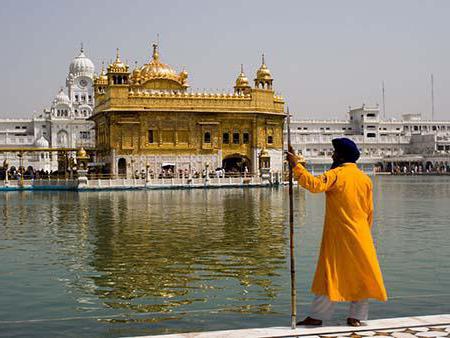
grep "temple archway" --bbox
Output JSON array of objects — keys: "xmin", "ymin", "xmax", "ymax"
[
  {"xmin": 118, "ymin": 158, "xmax": 127, "ymax": 177},
  {"xmin": 222, "ymin": 154, "xmax": 251, "ymax": 173}
]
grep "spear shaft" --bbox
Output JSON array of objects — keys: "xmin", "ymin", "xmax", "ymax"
[{"xmin": 287, "ymin": 107, "xmax": 297, "ymax": 329}]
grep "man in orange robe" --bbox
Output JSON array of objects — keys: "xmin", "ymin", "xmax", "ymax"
[{"xmin": 286, "ymin": 138, "xmax": 387, "ymax": 327}]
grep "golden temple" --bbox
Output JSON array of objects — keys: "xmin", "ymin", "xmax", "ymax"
[{"xmin": 92, "ymin": 43, "xmax": 285, "ymax": 177}]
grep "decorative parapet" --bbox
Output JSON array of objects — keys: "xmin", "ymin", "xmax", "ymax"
[
  {"xmin": 94, "ymin": 88, "xmax": 285, "ymax": 114},
  {"xmin": 128, "ymin": 89, "xmax": 253, "ymax": 99}
]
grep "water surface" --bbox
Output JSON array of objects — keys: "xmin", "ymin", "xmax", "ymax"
[{"xmin": 0, "ymin": 176, "xmax": 449, "ymax": 337}]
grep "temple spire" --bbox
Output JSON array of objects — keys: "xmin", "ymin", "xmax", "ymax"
[
  {"xmin": 116, "ymin": 48, "xmax": 121, "ymax": 62},
  {"xmin": 80, "ymin": 42, "xmax": 84, "ymax": 53}
]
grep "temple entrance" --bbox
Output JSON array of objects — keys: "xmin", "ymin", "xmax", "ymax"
[
  {"xmin": 222, "ymin": 154, "xmax": 251, "ymax": 173},
  {"xmin": 118, "ymin": 158, "xmax": 127, "ymax": 177}
]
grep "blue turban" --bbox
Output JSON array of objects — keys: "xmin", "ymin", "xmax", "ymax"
[{"xmin": 332, "ymin": 138, "xmax": 360, "ymax": 163}]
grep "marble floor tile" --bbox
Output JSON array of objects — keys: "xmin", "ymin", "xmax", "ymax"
[
  {"xmin": 358, "ymin": 331, "xmax": 377, "ymax": 336},
  {"xmin": 411, "ymin": 328, "xmax": 431, "ymax": 332},
  {"xmin": 415, "ymin": 332, "xmax": 448, "ymax": 337},
  {"xmin": 428, "ymin": 328, "xmax": 447, "ymax": 332},
  {"xmin": 391, "ymin": 333, "xmax": 419, "ymax": 338}
]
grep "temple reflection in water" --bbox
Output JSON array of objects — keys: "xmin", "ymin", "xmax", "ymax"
[{"xmin": 81, "ymin": 189, "xmax": 287, "ymax": 314}]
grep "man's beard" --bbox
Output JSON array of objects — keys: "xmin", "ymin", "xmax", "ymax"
[{"xmin": 330, "ymin": 159, "xmax": 344, "ymax": 170}]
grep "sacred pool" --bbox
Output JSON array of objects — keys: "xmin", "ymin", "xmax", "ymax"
[{"xmin": 0, "ymin": 176, "xmax": 449, "ymax": 337}]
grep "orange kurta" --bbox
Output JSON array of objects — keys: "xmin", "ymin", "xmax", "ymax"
[{"xmin": 293, "ymin": 162, "xmax": 387, "ymax": 302}]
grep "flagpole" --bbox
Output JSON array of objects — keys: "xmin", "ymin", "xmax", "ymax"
[{"xmin": 287, "ymin": 107, "xmax": 297, "ymax": 329}]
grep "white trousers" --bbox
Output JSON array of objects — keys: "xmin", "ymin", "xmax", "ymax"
[{"xmin": 310, "ymin": 295, "xmax": 369, "ymax": 321}]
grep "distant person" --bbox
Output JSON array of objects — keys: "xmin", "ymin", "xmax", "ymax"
[{"xmin": 286, "ymin": 138, "xmax": 387, "ymax": 327}]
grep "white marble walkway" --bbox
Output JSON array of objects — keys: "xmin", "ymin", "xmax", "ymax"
[{"xmin": 127, "ymin": 314, "xmax": 450, "ymax": 338}]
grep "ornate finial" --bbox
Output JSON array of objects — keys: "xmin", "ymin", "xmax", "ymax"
[
  {"xmin": 262, "ymin": 53, "xmax": 265, "ymax": 65},
  {"xmin": 134, "ymin": 60, "xmax": 138, "ymax": 69},
  {"xmin": 152, "ymin": 43, "xmax": 159, "ymax": 61},
  {"xmin": 80, "ymin": 42, "xmax": 84, "ymax": 53},
  {"xmin": 101, "ymin": 61, "xmax": 105, "ymax": 74},
  {"xmin": 240, "ymin": 64, "xmax": 244, "ymax": 74},
  {"xmin": 116, "ymin": 48, "xmax": 121, "ymax": 62}
]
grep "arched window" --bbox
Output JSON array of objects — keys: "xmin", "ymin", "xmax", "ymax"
[
  {"xmin": 243, "ymin": 132, "xmax": 250, "ymax": 144},
  {"xmin": 204, "ymin": 132, "xmax": 211, "ymax": 143},
  {"xmin": 148, "ymin": 129, "xmax": 154, "ymax": 143},
  {"xmin": 222, "ymin": 132, "xmax": 230, "ymax": 144},
  {"xmin": 57, "ymin": 130, "xmax": 69, "ymax": 147},
  {"xmin": 233, "ymin": 132, "xmax": 240, "ymax": 144}
]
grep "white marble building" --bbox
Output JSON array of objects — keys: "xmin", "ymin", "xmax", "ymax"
[
  {"xmin": 288, "ymin": 105, "xmax": 450, "ymax": 173},
  {"xmin": 0, "ymin": 46, "xmax": 96, "ymax": 172}
]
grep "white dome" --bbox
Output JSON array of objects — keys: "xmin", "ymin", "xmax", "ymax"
[
  {"xmin": 54, "ymin": 88, "xmax": 71, "ymax": 106},
  {"xmin": 35, "ymin": 136, "xmax": 49, "ymax": 148},
  {"xmin": 69, "ymin": 47, "xmax": 95, "ymax": 77}
]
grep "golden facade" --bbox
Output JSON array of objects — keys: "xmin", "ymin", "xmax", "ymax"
[{"xmin": 92, "ymin": 44, "xmax": 285, "ymax": 177}]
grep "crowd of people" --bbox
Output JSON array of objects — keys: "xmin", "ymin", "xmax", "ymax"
[
  {"xmin": 0, "ymin": 167, "xmax": 61, "ymax": 180},
  {"xmin": 132, "ymin": 166, "xmax": 250, "ymax": 180},
  {"xmin": 380, "ymin": 163, "xmax": 450, "ymax": 174}
]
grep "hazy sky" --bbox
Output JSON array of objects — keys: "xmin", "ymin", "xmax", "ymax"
[{"xmin": 1, "ymin": 0, "xmax": 449, "ymax": 120}]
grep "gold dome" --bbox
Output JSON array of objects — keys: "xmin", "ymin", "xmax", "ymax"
[
  {"xmin": 94, "ymin": 62, "xmax": 108, "ymax": 85},
  {"xmin": 133, "ymin": 43, "xmax": 188, "ymax": 88},
  {"xmin": 107, "ymin": 48, "xmax": 129, "ymax": 73},
  {"xmin": 256, "ymin": 54, "xmax": 272, "ymax": 80},
  {"xmin": 77, "ymin": 147, "xmax": 89, "ymax": 159},
  {"xmin": 100, "ymin": 63, "xmax": 108, "ymax": 79},
  {"xmin": 235, "ymin": 64, "xmax": 250, "ymax": 87},
  {"xmin": 131, "ymin": 61, "xmax": 141, "ymax": 79}
]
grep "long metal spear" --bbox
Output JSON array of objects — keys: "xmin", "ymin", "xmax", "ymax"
[{"xmin": 287, "ymin": 107, "xmax": 297, "ymax": 329}]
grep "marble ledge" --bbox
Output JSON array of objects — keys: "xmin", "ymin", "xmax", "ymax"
[{"xmin": 126, "ymin": 314, "xmax": 450, "ymax": 338}]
